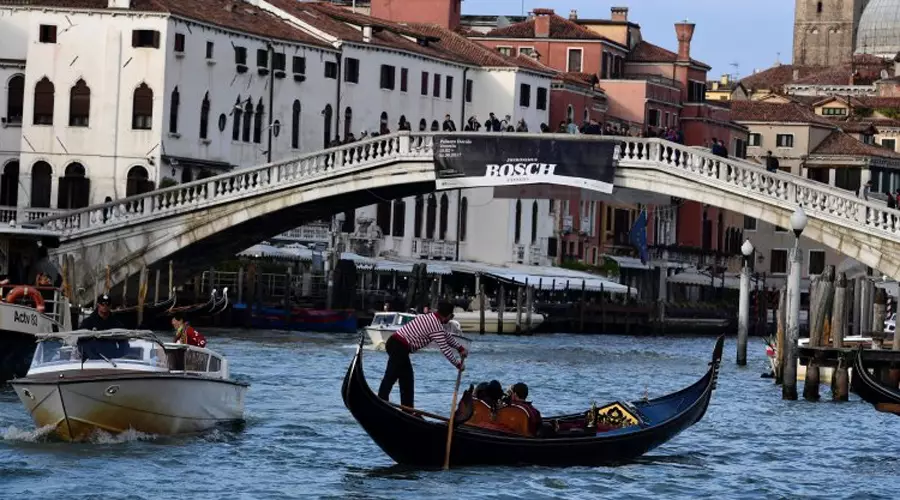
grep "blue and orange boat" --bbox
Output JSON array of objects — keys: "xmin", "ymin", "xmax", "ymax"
[{"xmin": 232, "ymin": 304, "xmax": 357, "ymax": 333}]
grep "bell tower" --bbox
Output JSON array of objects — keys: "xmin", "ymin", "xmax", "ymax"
[
  {"xmin": 793, "ymin": 0, "xmax": 869, "ymax": 66},
  {"xmin": 370, "ymin": 0, "xmax": 463, "ymax": 30}
]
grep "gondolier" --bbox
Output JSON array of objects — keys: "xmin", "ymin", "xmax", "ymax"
[{"xmin": 378, "ymin": 301, "xmax": 467, "ymax": 407}]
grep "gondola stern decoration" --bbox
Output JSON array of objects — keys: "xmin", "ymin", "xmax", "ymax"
[{"xmin": 710, "ymin": 335, "xmax": 725, "ymax": 391}]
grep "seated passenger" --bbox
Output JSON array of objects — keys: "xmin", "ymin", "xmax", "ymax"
[
  {"xmin": 474, "ymin": 380, "xmax": 505, "ymax": 408},
  {"xmin": 509, "ymin": 382, "xmax": 542, "ymax": 435},
  {"xmin": 171, "ymin": 314, "xmax": 207, "ymax": 348}
]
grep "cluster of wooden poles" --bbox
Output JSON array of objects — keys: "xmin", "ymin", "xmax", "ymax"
[
  {"xmin": 772, "ymin": 265, "xmax": 895, "ymax": 401},
  {"xmin": 472, "ymin": 274, "xmax": 538, "ymax": 335}
]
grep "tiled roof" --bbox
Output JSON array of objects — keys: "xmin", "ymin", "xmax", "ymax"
[
  {"xmin": 830, "ymin": 120, "xmax": 877, "ymax": 134},
  {"xmin": 627, "ymin": 41, "xmax": 710, "ymax": 69},
  {"xmin": 811, "ymin": 131, "xmax": 900, "ymax": 159},
  {"xmin": 730, "ymin": 100, "xmax": 833, "ymax": 125},
  {"xmin": 739, "ymin": 64, "xmax": 823, "ymax": 91},
  {"xmin": 482, "ymin": 11, "xmax": 611, "ymax": 41}
]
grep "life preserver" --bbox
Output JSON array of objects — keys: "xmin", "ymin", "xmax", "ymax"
[{"xmin": 6, "ymin": 286, "xmax": 46, "ymax": 313}]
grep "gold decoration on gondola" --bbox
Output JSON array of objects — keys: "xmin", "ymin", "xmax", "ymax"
[{"xmin": 594, "ymin": 402, "xmax": 640, "ymax": 428}]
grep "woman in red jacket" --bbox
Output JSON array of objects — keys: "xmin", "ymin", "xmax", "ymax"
[{"xmin": 171, "ymin": 314, "xmax": 207, "ymax": 348}]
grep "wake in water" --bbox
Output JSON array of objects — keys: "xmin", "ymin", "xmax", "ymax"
[{"xmin": 1, "ymin": 424, "xmax": 57, "ymax": 442}]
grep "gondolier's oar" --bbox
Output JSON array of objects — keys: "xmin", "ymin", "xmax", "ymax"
[{"xmin": 443, "ymin": 365, "xmax": 464, "ymax": 470}]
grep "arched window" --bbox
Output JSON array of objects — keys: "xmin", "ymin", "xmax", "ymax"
[
  {"xmin": 199, "ymin": 92, "xmax": 210, "ymax": 139},
  {"xmin": 380, "ymin": 111, "xmax": 388, "ymax": 132},
  {"xmin": 341, "ymin": 209, "xmax": 354, "ymax": 233},
  {"xmin": 439, "ymin": 193, "xmax": 449, "ymax": 240},
  {"xmin": 323, "ymin": 104, "xmax": 333, "ymax": 147},
  {"xmin": 392, "ymin": 199, "xmax": 406, "ymax": 237},
  {"xmin": 126, "ymin": 165, "xmax": 153, "ymax": 197},
  {"xmin": 132, "ymin": 83, "xmax": 153, "ymax": 130},
  {"xmin": 33, "ymin": 77, "xmax": 55, "ymax": 125},
  {"xmin": 291, "ymin": 100, "xmax": 301, "ymax": 149},
  {"xmin": 241, "ymin": 98, "xmax": 253, "ymax": 142},
  {"xmin": 232, "ymin": 97, "xmax": 242, "ymax": 141},
  {"xmin": 514, "ymin": 199, "xmax": 522, "ymax": 243},
  {"xmin": 376, "ymin": 201, "xmax": 391, "ymax": 235},
  {"xmin": 181, "ymin": 168, "xmax": 193, "ymax": 183},
  {"xmin": 343, "ymin": 107, "xmax": 352, "ymax": 139},
  {"xmin": 0, "ymin": 161, "xmax": 19, "ymax": 207},
  {"xmin": 414, "ymin": 195, "xmax": 424, "ymax": 238},
  {"xmin": 583, "ymin": 107, "xmax": 589, "ymax": 124},
  {"xmin": 68, "ymin": 79, "xmax": 90, "ymax": 127},
  {"xmin": 430, "ymin": 120, "xmax": 439, "ymax": 131},
  {"xmin": 253, "ymin": 98, "xmax": 264, "ymax": 144},
  {"xmin": 57, "ymin": 162, "xmax": 90, "ymax": 209},
  {"xmin": 459, "ymin": 197, "xmax": 468, "ymax": 242},
  {"xmin": 6, "ymin": 74, "xmax": 24, "ymax": 125},
  {"xmin": 30, "ymin": 161, "xmax": 52, "ymax": 208},
  {"xmin": 566, "ymin": 105, "xmax": 574, "ymax": 122},
  {"xmin": 418, "ymin": 118, "xmax": 427, "ymax": 131},
  {"xmin": 531, "ymin": 200, "xmax": 538, "ymax": 243},
  {"xmin": 169, "ymin": 86, "xmax": 180, "ymax": 134},
  {"xmin": 817, "ymin": 1, "xmax": 823, "ymax": 14},
  {"xmin": 426, "ymin": 194, "xmax": 437, "ymax": 239}
]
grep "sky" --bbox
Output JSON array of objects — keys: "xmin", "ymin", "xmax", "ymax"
[{"xmin": 463, "ymin": 0, "xmax": 796, "ymax": 80}]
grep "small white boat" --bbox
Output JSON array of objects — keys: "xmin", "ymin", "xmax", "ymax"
[
  {"xmin": 767, "ymin": 336, "xmax": 873, "ymax": 385},
  {"xmin": 365, "ymin": 311, "xmax": 471, "ymax": 351},
  {"xmin": 452, "ymin": 309, "xmax": 545, "ymax": 334},
  {"xmin": 11, "ymin": 329, "xmax": 248, "ymax": 442}
]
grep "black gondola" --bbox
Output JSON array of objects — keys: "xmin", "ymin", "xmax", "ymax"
[
  {"xmin": 165, "ymin": 290, "xmax": 218, "ymax": 316},
  {"xmin": 341, "ymin": 335, "xmax": 724, "ymax": 467},
  {"xmin": 851, "ymin": 348, "xmax": 900, "ymax": 409},
  {"xmin": 109, "ymin": 295, "xmax": 177, "ymax": 328}
]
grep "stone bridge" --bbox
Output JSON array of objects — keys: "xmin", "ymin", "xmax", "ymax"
[{"xmin": 31, "ymin": 131, "xmax": 900, "ymax": 304}]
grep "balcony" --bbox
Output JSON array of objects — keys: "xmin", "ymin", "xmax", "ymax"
[
  {"xmin": 513, "ymin": 244, "xmax": 525, "ymax": 263},
  {"xmin": 413, "ymin": 239, "xmax": 457, "ymax": 260},
  {"xmin": 529, "ymin": 244, "xmax": 542, "ymax": 265},
  {"xmin": 619, "ymin": 73, "xmax": 684, "ymax": 91},
  {"xmin": 0, "ymin": 207, "xmax": 65, "ymax": 224},
  {"xmin": 276, "ymin": 224, "xmax": 330, "ymax": 243}
]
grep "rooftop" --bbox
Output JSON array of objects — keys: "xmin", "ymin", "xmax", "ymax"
[
  {"xmin": 811, "ymin": 130, "xmax": 900, "ymax": 159},
  {"xmin": 480, "ymin": 9, "xmax": 615, "ymax": 43},
  {"xmin": 627, "ymin": 41, "xmax": 710, "ymax": 69},
  {"xmin": 729, "ymin": 100, "xmax": 834, "ymax": 125}
]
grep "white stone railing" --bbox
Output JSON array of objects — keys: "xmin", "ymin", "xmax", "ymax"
[
  {"xmin": 0, "ymin": 207, "xmax": 64, "ymax": 224},
  {"xmin": 616, "ymin": 138, "xmax": 900, "ymax": 239},
  {"xmin": 29, "ymin": 131, "xmax": 900, "ymax": 248},
  {"xmin": 33, "ymin": 133, "xmax": 435, "ymax": 237}
]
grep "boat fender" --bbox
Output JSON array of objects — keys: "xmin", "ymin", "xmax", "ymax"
[{"xmin": 6, "ymin": 286, "xmax": 46, "ymax": 313}]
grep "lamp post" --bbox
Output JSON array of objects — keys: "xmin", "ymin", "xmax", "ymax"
[
  {"xmin": 737, "ymin": 238, "xmax": 754, "ymax": 366},
  {"xmin": 783, "ymin": 205, "xmax": 808, "ymax": 400}
]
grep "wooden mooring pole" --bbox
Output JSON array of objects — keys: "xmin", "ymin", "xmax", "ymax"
[
  {"xmin": 168, "ymin": 260, "xmax": 174, "ymax": 299},
  {"xmin": 154, "ymin": 268, "xmax": 161, "ymax": 304},
  {"xmin": 831, "ymin": 272, "xmax": 850, "ymax": 401},
  {"xmin": 579, "ymin": 280, "xmax": 586, "ymax": 333},
  {"xmin": 525, "ymin": 285, "xmax": 534, "ymax": 334},
  {"xmin": 497, "ymin": 285, "xmax": 505, "ymax": 335},
  {"xmin": 478, "ymin": 281, "xmax": 486, "ymax": 335},
  {"xmin": 775, "ymin": 286, "xmax": 787, "ymax": 384},
  {"xmin": 515, "ymin": 286, "xmax": 524, "ymax": 335},
  {"xmin": 804, "ymin": 266, "xmax": 834, "ymax": 401}
]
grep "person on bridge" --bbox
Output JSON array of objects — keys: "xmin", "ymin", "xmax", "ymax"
[
  {"xmin": 79, "ymin": 294, "xmax": 125, "ymax": 331},
  {"xmin": 765, "ymin": 151, "xmax": 780, "ymax": 173},
  {"xmin": 377, "ymin": 301, "xmax": 468, "ymax": 408}
]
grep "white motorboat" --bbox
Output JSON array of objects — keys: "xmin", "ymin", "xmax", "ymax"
[
  {"xmin": 365, "ymin": 311, "xmax": 471, "ymax": 351},
  {"xmin": 452, "ymin": 309, "xmax": 545, "ymax": 334},
  {"xmin": 10, "ymin": 329, "xmax": 248, "ymax": 442},
  {"xmin": 766, "ymin": 335, "xmax": 874, "ymax": 385}
]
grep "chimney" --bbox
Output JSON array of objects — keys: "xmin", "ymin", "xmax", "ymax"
[
  {"xmin": 674, "ymin": 21, "xmax": 695, "ymax": 62},
  {"xmin": 894, "ymin": 53, "xmax": 900, "ymax": 77},
  {"xmin": 533, "ymin": 8, "xmax": 553, "ymax": 38},
  {"xmin": 611, "ymin": 7, "xmax": 628, "ymax": 22},
  {"xmin": 720, "ymin": 74, "xmax": 729, "ymax": 85},
  {"xmin": 569, "ymin": 9, "xmax": 577, "ymax": 20},
  {"xmin": 108, "ymin": 0, "xmax": 130, "ymax": 8},
  {"xmin": 792, "ymin": 68, "xmax": 800, "ymax": 81},
  {"xmin": 362, "ymin": 25, "xmax": 373, "ymax": 43}
]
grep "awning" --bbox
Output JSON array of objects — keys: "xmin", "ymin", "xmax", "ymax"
[
  {"xmin": 603, "ymin": 254, "xmax": 650, "ymax": 270},
  {"xmin": 668, "ymin": 271, "xmax": 812, "ymax": 293},
  {"xmin": 445, "ymin": 261, "xmax": 634, "ymax": 295},
  {"xmin": 161, "ymin": 155, "xmax": 233, "ymax": 171},
  {"xmin": 237, "ymin": 245, "xmax": 452, "ymax": 274}
]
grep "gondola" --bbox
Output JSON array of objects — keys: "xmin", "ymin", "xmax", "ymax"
[
  {"xmin": 210, "ymin": 288, "xmax": 230, "ymax": 314},
  {"xmin": 341, "ymin": 335, "xmax": 724, "ymax": 467},
  {"xmin": 108, "ymin": 294, "xmax": 177, "ymax": 328},
  {"xmin": 165, "ymin": 289, "xmax": 218, "ymax": 316},
  {"xmin": 851, "ymin": 348, "xmax": 900, "ymax": 412}
]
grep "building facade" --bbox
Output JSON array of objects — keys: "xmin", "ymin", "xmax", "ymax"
[{"xmin": 793, "ymin": 0, "xmax": 868, "ymax": 67}]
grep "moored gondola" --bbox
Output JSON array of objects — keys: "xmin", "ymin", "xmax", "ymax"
[
  {"xmin": 341, "ymin": 335, "xmax": 724, "ymax": 467},
  {"xmin": 109, "ymin": 294, "xmax": 177, "ymax": 328},
  {"xmin": 851, "ymin": 348, "xmax": 900, "ymax": 412}
]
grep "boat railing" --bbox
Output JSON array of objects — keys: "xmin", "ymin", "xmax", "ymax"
[
  {"xmin": 0, "ymin": 284, "xmax": 73, "ymax": 330},
  {"xmin": 164, "ymin": 343, "xmax": 227, "ymax": 378}
]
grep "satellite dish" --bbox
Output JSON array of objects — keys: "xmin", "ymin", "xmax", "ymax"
[{"xmin": 881, "ymin": 69, "xmax": 890, "ymax": 80}]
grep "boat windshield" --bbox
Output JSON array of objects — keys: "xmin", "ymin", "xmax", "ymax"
[
  {"xmin": 371, "ymin": 313, "xmax": 397, "ymax": 327},
  {"xmin": 397, "ymin": 314, "xmax": 416, "ymax": 326},
  {"xmin": 30, "ymin": 337, "xmax": 168, "ymax": 370}
]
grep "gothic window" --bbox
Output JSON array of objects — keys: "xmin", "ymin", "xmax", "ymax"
[
  {"xmin": 0, "ymin": 161, "xmax": 19, "ymax": 207},
  {"xmin": 817, "ymin": 2, "xmax": 823, "ymax": 14},
  {"xmin": 6, "ymin": 74, "xmax": 24, "ymax": 125},
  {"xmin": 418, "ymin": 118, "xmax": 427, "ymax": 131},
  {"xmin": 57, "ymin": 162, "xmax": 90, "ymax": 209},
  {"xmin": 430, "ymin": 120, "xmax": 439, "ymax": 131},
  {"xmin": 459, "ymin": 197, "xmax": 468, "ymax": 242},
  {"xmin": 414, "ymin": 195, "xmax": 424, "ymax": 238},
  {"xmin": 253, "ymin": 98, "xmax": 264, "ymax": 144},
  {"xmin": 291, "ymin": 100, "xmax": 301, "ymax": 148},
  {"xmin": 426, "ymin": 194, "xmax": 437, "ymax": 239},
  {"xmin": 33, "ymin": 77, "xmax": 54, "ymax": 125},
  {"xmin": 439, "ymin": 193, "xmax": 449, "ymax": 240},
  {"xmin": 126, "ymin": 165, "xmax": 153, "ymax": 197},
  {"xmin": 232, "ymin": 97, "xmax": 242, "ymax": 141},
  {"xmin": 514, "ymin": 199, "xmax": 522, "ymax": 243},
  {"xmin": 169, "ymin": 86, "xmax": 180, "ymax": 134},
  {"xmin": 531, "ymin": 200, "xmax": 538, "ymax": 243},
  {"xmin": 30, "ymin": 161, "xmax": 52, "ymax": 208},
  {"xmin": 392, "ymin": 199, "xmax": 405, "ymax": 237},
  {"xmin": 323, "ymin": 104, "xmax": 332, "ymax": 147},
  {"xmin": 68, "ymin": 79, "xmax": 90, "ymax": 127},
  {"xmin": 199, "ymin": 92, "xmax": 210, "ymax": 139},
  {"xmin": 132, "ymin": 83, "xmax": 153, "ymax": 130},
  {"xmin": 344, "ymin": 107, "xmax": 352, "ymax": 139},
  {"xmin": 241, "ymin": 98, "xmax": 253, "ymax": 142}
]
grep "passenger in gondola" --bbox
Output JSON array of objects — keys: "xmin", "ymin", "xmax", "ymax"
[
  {"xmin": 474, "ymin": 379, "xmax": 505, "ymax": 408},
  {"xmin": 378, "ymin": 301, "xmax": 467, "ymax": 408},
  {"xmin": 171, "ymin": 314, "xmax": 207, "ymax": 348},
  {"xmin": 509, "ymin": 382, "xmax": 542, "ymax": 436}
]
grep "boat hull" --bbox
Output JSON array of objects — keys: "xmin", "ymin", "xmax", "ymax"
[
  {"xmin": 364, "ymin": 327, "xmax": 472, "ymax": 351},
  {"xmin": 238, "ymin": 305, "xmax": 358, "ymax": 333},
  {"xmin": 453, "ymin": 311, "xmax": 544, "ymax": 334},
  {"xmin": 0, "ymin": 302, "xmax": 57, "ymax": 382},
  {"xmin": 11, "ymin": 371, "xmax": 247, "ymax": 441}
]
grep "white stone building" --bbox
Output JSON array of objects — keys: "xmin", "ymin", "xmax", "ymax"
[{"xmin": 0, "ymin": 0, "xmax": 555, "ymax": 266}]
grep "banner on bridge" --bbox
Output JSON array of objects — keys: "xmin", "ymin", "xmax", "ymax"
[{"xmin": 432, "ymin": 135, "xmax": 617, "ymax": 193}]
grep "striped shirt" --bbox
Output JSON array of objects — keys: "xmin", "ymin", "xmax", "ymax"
[{"xmin": 394, "ymin": 313, "xmax": 463, "ymax": 367}]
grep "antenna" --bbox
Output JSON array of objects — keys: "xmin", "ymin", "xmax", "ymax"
[{"xmin": 730, "ymin": 62, "xmax": 740, "ymax": 81}]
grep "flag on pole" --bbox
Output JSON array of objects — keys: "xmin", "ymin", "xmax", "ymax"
[{"xmin": 629, "ymin": 207, "xmax": 649, "ymax": 265}]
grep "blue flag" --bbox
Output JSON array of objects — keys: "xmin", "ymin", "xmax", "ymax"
[{"xmin": 629, "ymin": 208, "xmax": 649, "ymax": 265}]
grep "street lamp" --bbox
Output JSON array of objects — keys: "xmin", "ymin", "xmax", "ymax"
[
  {"xmin": 783, "ymin": 204, "xmax": 807, "ymax": 400},
  {"xmin": 737, "ymin": 238, "xmax": 754, "ymax": 366}
]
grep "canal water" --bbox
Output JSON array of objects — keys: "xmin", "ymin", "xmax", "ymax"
[{"xmin": 1, "ymin": 331, "xmax": 898, "ymax": 499}]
